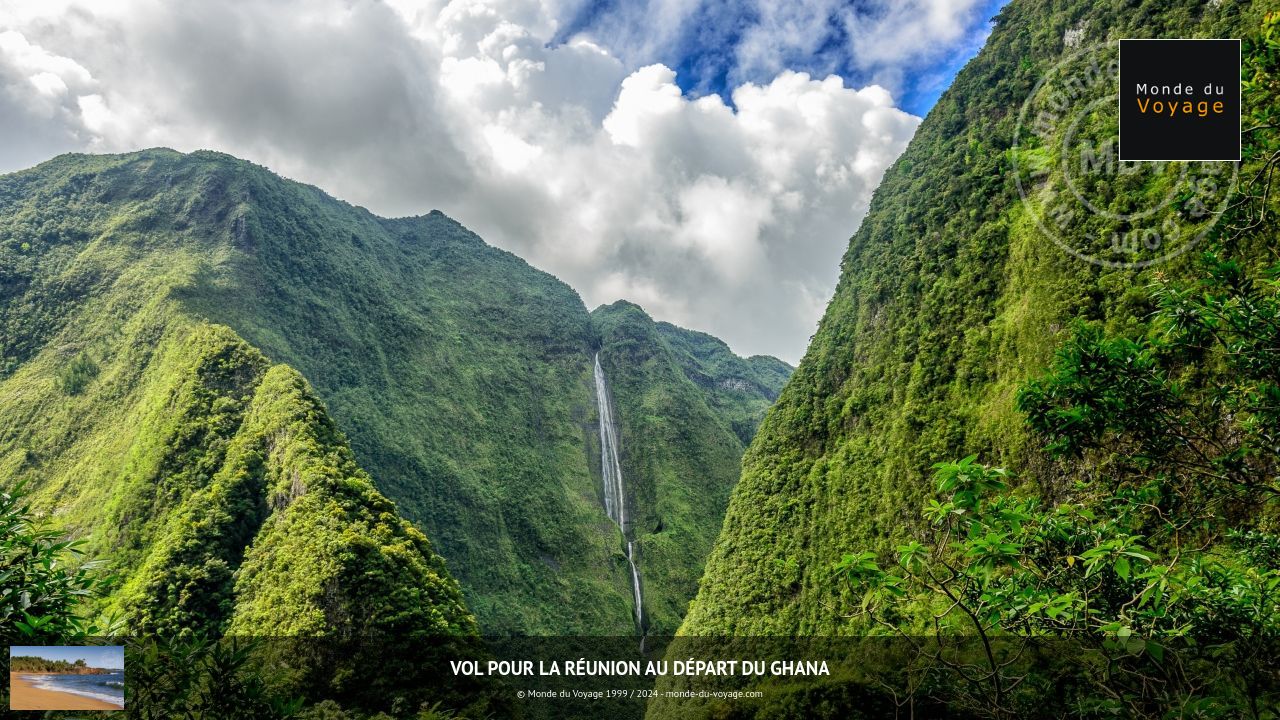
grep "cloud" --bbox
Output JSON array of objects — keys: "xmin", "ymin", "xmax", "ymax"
[
  {"xmin": 837, "ymin": 0, "xmax": 995, "ymax": 93},
  {"xmin": 527, "ymin": 67, "xmax": 917, "ymax": 360},
  {"xmin": 841, "ymin": 0, "xmax": 989, "ymax": 67},
  {"xmin": 0, "ymin": 28, "xmax": 98, "ymax": 169},
  {"xmin": 0, "ymin": 0, "xmax": 922, "ymax": 364}
]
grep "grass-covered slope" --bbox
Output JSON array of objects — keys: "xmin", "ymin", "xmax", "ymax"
[
  {"xmin": 681, "ymin": 0, "xmax": 1280, "ymax": 635},
  {"xmin": 0, "ymin": 301, "xmax": 474, "ymax": 636},
  {"xmin": 592, "ymin": 302, "xmax": 788, "ymax": 634},
  {"xmin": 106, "ymin": 329, "xmax": 477, "ymax": 638},
  {"xmin": 0, "ymin": 149, "xmax": 787, "ymax": 635},
  {"xmin": 655, "ymin": 322, "xmax": 792, "ymax": 447}
]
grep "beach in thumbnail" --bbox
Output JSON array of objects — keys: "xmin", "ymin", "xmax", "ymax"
[{"xmin": 8, "ymin": 646, "xmax": 124, "ymax": 710}]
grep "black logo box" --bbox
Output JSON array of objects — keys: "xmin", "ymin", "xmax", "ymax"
[{"xmin": 1119, "ymin": 38, "xmax": 1240, "ymax": 162}]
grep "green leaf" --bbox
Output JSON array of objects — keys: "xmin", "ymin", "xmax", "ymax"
[{"xmin": 1145, "ymin": 641, "xmax": 1164, "ymax": 663}]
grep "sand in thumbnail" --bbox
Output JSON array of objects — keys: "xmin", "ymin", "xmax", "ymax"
[{"xmin": 9, "ymin": 672, "xmax": 123, "ymax": 710}]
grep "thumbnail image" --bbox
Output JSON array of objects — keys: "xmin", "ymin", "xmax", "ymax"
[{"xmin": 9, "ymin": 646, "xmax": 124, "ymax": 711}]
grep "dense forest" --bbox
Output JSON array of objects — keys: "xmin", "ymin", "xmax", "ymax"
[
  {"xmin": 9, "ymin": 656, "xmax": 113, "ymax": 674},
  {"xmin": 685, "ymin": 0, "xmax": 1279, "ymax": 636},
  {"xmin": 670, "ymin": 0, "xmax": 1280, "ymax": 717},
  {"xmin": 0, "ymin": 148, "xmax": 788, "ymax": 642}
]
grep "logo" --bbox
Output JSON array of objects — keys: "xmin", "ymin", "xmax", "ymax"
[
  {"xmin": 1013, "ymin": 42, "xmax": 1238, "ymax": 268},
  {"xmin": 1119, "ymin": 39, "xmax": 1241, "ymax": 161}
]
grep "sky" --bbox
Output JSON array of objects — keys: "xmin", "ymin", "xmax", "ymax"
[
  {"xmin": 0, "ymin": 0, "xmax": 1004, "ymax": 364},
  {"xmin": 10, "ymin": 646, "xmax": 125, "ymax": 670}
]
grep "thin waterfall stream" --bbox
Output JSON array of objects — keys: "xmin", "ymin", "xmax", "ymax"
[{"xmin": 593, "ymin": 353, "xmax": 646, "ymax": 643}]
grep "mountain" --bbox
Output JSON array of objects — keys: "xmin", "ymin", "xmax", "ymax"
[
  {"xmin": 681, "ymin": 0, "xmax": 1279, "ymax": 635},
  {"xmin": 0, "ymin": 149, "xmax": 789, "ymax": 636}
]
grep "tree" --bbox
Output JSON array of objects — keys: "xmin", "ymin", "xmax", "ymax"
[
  {"xmin": 0, "ymin": 481, "xmax": 119, "ymax": 643},
  {"xmin": 836, "ymin": 451, "xmax": 1279, "ymax": 718},
  {"xmin": 833, "ymin": 256, "xmax": 1280, "ymax": 717}
]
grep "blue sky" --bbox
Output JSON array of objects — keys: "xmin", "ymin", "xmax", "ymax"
[
  {"xmin": 10, "ymin": 646, "xmax": 125, "ymax": 670},
  {"xmin": 555, "ymin": 0, "xmax": 1009, "ymax": 116}
]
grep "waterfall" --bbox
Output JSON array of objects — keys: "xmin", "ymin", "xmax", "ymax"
[{"xmin": 594, "ymin": 353, "xmax": 646, "ymax": 639}]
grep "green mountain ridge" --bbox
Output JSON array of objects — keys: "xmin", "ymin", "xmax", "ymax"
[
  {"xmin": 1, "ymin": 303, "xmax": 476, "ymax": 638},
  {"xmin": 681, "ymin": 0, "xmax": 1280, "ymax": 636},
  {"xmin": 0, "ymin": 148, "xmax": 789, "ymax": 636}
]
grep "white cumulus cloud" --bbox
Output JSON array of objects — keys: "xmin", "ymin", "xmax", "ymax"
[{"xmin": 0, "ymin": 0, "xmax": 922, "ymax": 363}]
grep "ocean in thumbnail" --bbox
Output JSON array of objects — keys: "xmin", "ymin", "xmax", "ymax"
[{"xmin": 20, "ymin": 672, "xmax": 125, "ymax": 706}]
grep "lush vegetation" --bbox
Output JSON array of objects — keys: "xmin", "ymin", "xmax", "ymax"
[
  {"xmin": 127, "ymin": 637, "xmax": 304, "ymax": 720},
  {"xmin": 2, "ymin": 482, "xmax": 117, "ymax": 714},
  {"xmin": 0, "ymin": 144, "xmax": 785, "ymax": 638},
  {"xmin": 1, "ymin": 321, "xmax": 481, "ymax": 716},
  {"xmin": 669, "ymin": 2, "xmax": 1280, "ymax": 717},
  {"xmin": 653, "ymin": 319, "xmax": 791, "ymax": 446},
  {"xmin": 9, "ymin": 656, "xmax": 107, "ymax": 673},
  {"xmin": 0, "ymin": 147, "xmax": 787, "ymax": 715},
  {"xmin": 828, "ymin": 237, "xmax": 1280, "ymax": 715},
  {"xmin": 2, "ymin": 455, "xmax": 489, "ymax": 718},
  {"xmin": 0, "ymin": 483, "xmax": 119, "ymax": 645},
  {"xmin": 683, "ymin": 0, "xmax": 1280, "ymax": 637},
  {"xmin": 99, "ymin": 332, "xmax": 477, "ymax": 639}
]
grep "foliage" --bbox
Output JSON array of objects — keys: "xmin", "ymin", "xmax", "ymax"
[
  {"xmin": 0, "ymin": 481, "xmax": 118, "ymax": 643},
  {"xmin": 837, "ymin": 456, "xmax": 1279, "ymax": 718},
  {"xmin": 9, "ymin": 656, "xmax": 91, "ymax": 673},
  {"xmin": 56, "ymin": 351, "xmax": 98, "ymax": 395},
  {"xmin": 292, "ymin": 699, "xmax": 465, "ymax": 720},
  {"xmin": 683, "ymin": 0, "xmax": 1280, "ymax": 637},
  {"xmin": 653, "ymin": 317, "xmax": 790, "ymax": 445},
  {"xmin": 832, "ymin": 175, "xmax": 1280, "ymax": 716},
  {"xmin": 226, "ymin": 367, "xmax": 476, "ymax": 637},
  {"xmin": 126, "ymin": 635, "xmax": 499, "ymax": 720},
  {"xmin": 1235, "ymin": 11, "xmax": 1280, "ymax": 234},
  {"xmin": 1019, "ymin": 263, "xmax": 1280, "ymax": 511},
  {"xmin": 128, "ymin": 635, "xmax": 303, "ymax": 720},
  {"xmin": 0, "ymin": 481, "xmax": 121, "ymax": 715},
  {"xmin": 75, "ymin": 326, "xmax": 479, "ymax": 645},
  {"xmin": 0, "ymin": 473, "xmax": 474, "ymax": 717}
]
